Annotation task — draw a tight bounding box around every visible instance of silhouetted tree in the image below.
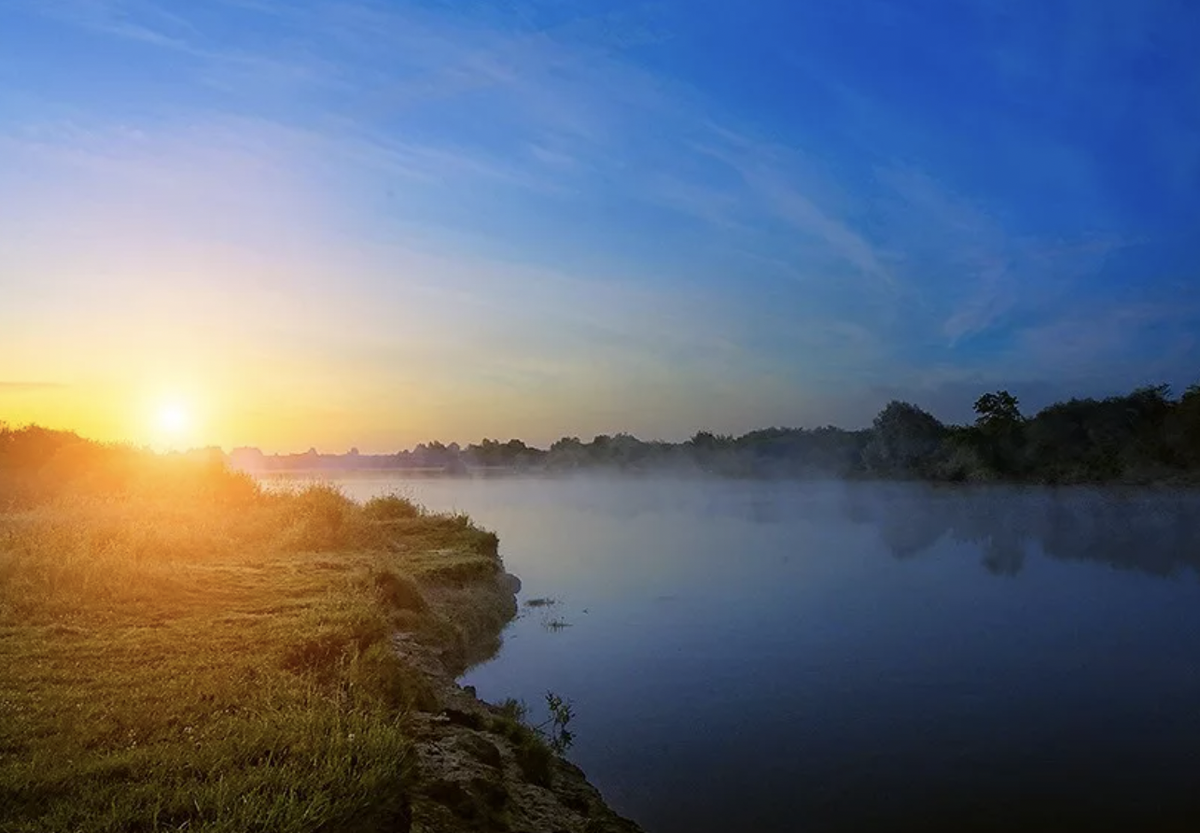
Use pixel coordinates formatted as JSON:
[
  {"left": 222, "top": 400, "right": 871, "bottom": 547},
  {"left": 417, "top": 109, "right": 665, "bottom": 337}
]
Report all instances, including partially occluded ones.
[
  {"left": 688, "top": 430, "right": 718, "bottom": 450},
  {"left": 1166, "top": 385, "right": 1200, "bottom": 467},
  {"left": 862, "top": 401, "right": 947, "bottom": 475},
  {"left": 1018, "top": 384, "right": 1178, "bottom": 482},
  {"left": 974, "top": 390, "right": 1023, "bottom": 430},
  {"left": 968, "top": 390, "right": 1027, "bottom": 476}
]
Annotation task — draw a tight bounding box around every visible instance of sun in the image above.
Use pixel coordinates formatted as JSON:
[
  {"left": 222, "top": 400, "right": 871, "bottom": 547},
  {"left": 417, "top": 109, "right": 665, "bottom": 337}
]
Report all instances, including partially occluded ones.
[
  {"left": 143, "top": 390, "right": 205, "bottom": 450},
  {"left": 155, "top": 401, "right": 190, "bottom": 436}
]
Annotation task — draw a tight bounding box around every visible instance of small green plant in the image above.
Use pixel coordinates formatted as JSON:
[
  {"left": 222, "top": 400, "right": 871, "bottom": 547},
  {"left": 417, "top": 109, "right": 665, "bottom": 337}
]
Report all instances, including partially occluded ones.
[
  {"left": 496, "top": 697, "right": 527, "bottom": 722},
  {"left": 489, "top": 691, "right": 575, "bottom": 786},
  {"left": 539, "top": 691, "right": 575, "bottom": 753}
]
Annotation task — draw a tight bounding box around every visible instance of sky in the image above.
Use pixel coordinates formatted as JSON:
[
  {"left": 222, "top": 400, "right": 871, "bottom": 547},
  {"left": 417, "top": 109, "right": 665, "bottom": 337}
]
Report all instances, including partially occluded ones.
[{"left": 2, "top": 0, "right": 1198, "bottom": 452}]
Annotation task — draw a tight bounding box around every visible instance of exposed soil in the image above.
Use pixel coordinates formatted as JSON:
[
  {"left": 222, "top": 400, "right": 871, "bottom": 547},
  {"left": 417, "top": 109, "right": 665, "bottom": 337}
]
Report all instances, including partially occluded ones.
[{"left": 398, "top": 574, "right": 643, "bottom": 833}]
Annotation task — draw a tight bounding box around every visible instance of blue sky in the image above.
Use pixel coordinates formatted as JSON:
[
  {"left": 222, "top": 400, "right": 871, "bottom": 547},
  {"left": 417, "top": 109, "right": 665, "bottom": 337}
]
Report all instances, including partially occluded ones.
[{"left": 1, "top": 0, "right": 1198, "bottom": 449}]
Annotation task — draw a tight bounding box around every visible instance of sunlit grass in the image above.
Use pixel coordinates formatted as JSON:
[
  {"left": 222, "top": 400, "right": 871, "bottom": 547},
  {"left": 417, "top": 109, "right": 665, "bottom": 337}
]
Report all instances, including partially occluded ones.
[{"left": 0, "top": 425, "right": 506, "bottom": 832}]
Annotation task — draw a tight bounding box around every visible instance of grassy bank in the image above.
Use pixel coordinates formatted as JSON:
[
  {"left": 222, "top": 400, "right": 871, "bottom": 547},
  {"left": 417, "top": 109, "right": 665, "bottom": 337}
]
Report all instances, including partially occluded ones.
[{"left": 0, "top": 427, "right": 513, "bottom": 832}]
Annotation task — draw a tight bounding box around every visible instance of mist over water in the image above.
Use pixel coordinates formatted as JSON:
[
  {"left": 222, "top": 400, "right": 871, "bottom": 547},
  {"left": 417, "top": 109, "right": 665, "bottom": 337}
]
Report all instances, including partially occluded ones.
[{"left": 323, "top": 474, "right": 1200, "bottom": 832}]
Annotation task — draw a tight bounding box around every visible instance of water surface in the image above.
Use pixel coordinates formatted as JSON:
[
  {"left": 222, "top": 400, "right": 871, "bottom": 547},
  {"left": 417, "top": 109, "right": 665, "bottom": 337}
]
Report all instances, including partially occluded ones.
[{"left": 328, "top": 475, "right": 1200, "bottom": 832}]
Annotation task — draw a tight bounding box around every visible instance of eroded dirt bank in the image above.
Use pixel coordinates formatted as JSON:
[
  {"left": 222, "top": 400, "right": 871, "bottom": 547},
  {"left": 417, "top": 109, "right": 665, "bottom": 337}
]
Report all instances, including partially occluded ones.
[{"left": 399, "top": 572, "right": 644, "bottom": 833}]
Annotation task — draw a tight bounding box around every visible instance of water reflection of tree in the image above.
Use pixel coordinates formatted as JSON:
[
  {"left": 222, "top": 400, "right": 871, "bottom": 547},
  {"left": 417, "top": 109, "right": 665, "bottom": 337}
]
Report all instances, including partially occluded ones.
[
  {"left": 981, "top": 534, "right": 1025, "bottom": 577},
  {"left": 874, "top": 492, "right": 949, "bottom": 559},
  {"left": 837, "top": 485, "right": 1200, "bottom": 578}
]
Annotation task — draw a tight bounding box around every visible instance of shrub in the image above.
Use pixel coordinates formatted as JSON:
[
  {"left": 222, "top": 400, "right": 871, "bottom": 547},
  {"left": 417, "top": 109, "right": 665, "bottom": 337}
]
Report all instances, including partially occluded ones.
[{"left": 363, "top": 493, "right": 423, "bottom": 521}]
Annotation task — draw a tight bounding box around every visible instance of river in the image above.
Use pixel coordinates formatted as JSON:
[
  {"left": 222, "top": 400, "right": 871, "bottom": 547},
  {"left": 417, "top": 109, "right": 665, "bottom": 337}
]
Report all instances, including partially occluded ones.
[{"left": 323, "top": 474, "right": 1200, "bottom": 832}]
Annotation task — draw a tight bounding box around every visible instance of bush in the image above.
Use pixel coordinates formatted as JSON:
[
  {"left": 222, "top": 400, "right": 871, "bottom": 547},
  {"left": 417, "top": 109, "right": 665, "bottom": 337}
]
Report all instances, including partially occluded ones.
[{"left": 363, "top": 494, "right": 423, "bottom": 521}]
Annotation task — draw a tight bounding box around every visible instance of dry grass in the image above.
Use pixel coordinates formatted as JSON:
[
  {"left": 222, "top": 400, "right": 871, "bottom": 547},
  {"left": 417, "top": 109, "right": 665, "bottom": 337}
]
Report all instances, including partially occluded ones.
[{"left": 0, "top": 426, "right": 507, "bottom": 833}]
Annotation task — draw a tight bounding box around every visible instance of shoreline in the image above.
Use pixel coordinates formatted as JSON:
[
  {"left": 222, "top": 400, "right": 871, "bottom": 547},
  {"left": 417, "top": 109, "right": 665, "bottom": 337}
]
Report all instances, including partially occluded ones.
[{"left": 396, "top": 568, "right": 643, "bottom": 832}]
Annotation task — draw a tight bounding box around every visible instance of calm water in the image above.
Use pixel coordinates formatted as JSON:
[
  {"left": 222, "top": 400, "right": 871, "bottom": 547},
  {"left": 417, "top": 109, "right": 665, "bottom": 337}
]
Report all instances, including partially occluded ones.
[{"left": 328, "top": 475, "right": 1200, "bottom": 832}]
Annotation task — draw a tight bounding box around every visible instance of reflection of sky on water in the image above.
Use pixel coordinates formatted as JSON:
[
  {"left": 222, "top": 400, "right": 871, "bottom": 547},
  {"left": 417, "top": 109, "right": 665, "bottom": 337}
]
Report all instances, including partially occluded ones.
[{"left": 320, "top": 474, "right": 1200, "bottom": 832}]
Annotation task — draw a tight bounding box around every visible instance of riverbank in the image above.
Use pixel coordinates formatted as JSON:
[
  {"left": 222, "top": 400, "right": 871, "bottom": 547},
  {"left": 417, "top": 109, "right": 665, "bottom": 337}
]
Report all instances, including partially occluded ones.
[{"left": 0, "top": 440, "right": 640, "bottom": 832}]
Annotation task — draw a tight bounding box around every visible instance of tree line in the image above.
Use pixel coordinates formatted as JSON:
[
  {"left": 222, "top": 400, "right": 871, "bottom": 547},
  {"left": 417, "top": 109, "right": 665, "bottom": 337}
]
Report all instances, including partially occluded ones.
[
  {"left": 220, "top": 381, "right": 1200, "bottom": 484},
  {"left": 864, "top": 383, "right": 1200, "bottom": 483}
]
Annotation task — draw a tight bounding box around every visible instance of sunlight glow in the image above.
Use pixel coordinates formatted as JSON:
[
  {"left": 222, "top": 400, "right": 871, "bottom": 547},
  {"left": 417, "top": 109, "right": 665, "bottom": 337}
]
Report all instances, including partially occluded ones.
[{"left": 155, "top": 401, "right": 191, "bottom": 440}]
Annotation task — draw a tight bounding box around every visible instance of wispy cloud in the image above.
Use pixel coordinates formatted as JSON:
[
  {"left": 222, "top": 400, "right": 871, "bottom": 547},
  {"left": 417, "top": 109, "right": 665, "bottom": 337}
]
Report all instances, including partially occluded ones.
[
  {"left": 687, "top": 128, "right": 895, "bottom": 287},
  {"left": 872, "top": 165, "right": 1128, "bottom": 346},
  {"left": 7, "top": 0, "right": 908, "bottom": 298},
  {"left": 750, "top": 172, "right": 893, "bottom": 285}
]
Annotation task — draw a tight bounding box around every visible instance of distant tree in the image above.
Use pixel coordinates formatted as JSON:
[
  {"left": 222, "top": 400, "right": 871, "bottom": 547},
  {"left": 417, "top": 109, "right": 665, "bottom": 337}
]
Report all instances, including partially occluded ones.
[
  {"left": 1024, "top": 398, "right": 1103, "bottom": 481},
  {"left": 488, "top": 438, "right": 543, "bottom": 467},
  {"left": 862, "top": 401, "right": 947, "bottom": 474},
  {"left": 464, "top": 438, "right": 525, "bottom": 467},
  {"left": 931, "top": 427, "right": 995, "bottom": 483},
  {"left": 1021, "top": 384, "right": 1176, "bottom": 482},
  {"left": 1167, "top": 384, "right": 1200, "bottom": 467},
  {"left": 546, "top": 436, "right": 586, "bottom": 469},
  {"left": 228, "top": 447, "right": 266, "bottom": 472},
  {"left": 596, "top": 433, "right": 649, "bottom": 468},
  {"left": 1121, "top": 384, "right": 1175, "bottom": 471},
  {"left": 970, "top": 390, "right": 1026, "bottom": 476},
  {"left": 974, "top": 390, "right": 1023, "bottom": 430}
]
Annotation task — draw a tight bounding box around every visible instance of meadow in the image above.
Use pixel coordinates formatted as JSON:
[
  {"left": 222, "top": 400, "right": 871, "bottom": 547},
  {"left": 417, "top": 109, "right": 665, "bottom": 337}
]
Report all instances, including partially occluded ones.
[{"left": 0, "top": 426, "right": 512, "bottom": 832}]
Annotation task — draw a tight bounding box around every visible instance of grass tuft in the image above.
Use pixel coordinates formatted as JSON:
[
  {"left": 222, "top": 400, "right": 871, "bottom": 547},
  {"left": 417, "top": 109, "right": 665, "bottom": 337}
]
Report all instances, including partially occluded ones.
[
  {"left": 362, "top": 493, "right": 424, "bottom": 521},
  {"left": 485, "top": 698, "right": 559, "bottom": 788}
]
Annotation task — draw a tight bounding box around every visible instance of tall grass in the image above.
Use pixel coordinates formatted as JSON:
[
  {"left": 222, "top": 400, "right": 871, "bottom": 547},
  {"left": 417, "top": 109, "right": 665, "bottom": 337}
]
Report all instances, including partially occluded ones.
[{"left": 0, "top": 426, "right": 507, "bottom": 833}]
